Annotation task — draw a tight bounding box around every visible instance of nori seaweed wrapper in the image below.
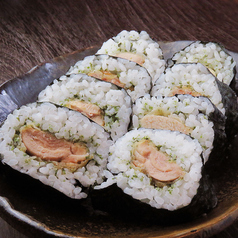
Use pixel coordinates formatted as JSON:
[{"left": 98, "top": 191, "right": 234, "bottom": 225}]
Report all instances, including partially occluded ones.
[
  {"left": 90, "top": 166, "right": 217, "bottom": 226},
  {"left": 215, "top": 78, "right": 238, "bottom": 139},
  {"left": 204, "top": 96, "right": 227, "bottom": 166}
]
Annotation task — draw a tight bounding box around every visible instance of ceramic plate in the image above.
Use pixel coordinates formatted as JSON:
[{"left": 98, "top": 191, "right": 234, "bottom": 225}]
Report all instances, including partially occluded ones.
[{"left": 0, "top": 41, "right": 238, "bottom": 238}]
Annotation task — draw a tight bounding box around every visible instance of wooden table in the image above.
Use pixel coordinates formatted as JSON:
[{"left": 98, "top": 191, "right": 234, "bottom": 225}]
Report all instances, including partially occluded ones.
[{"left": 0, "top": 0, "right": 238, "bottom": 237}]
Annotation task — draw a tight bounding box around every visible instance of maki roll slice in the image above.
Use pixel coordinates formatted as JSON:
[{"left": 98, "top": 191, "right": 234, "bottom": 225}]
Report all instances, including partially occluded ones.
[
  {"left": 132, "top": 94, "right": 226, "bottom": 163},
  {"left": 96, "top": 30, "right": 165, "bottom": 83},
  {"left": 66, "top": 54, "right": 152, "bottom": 102},
  {"left": 151, "top": 63, "right": 238, "bottom": 138},
  {"left": 0, "top": 102, "right": 112, "bottom": 199},
  {"left": 92, "top": 128, "right": 217, "bottom": 224},
  {"left": 170, "top": 41, "right": 236, "bottom": 86},
  {"left": 38, "top": 73, "right": 132, "bottom": 141}
]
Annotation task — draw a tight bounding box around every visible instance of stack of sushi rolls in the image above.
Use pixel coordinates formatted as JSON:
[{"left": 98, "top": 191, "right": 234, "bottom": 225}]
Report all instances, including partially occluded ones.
[
  {"left": 0, "top": 30, "right": 237, "bottom": 224},
  {"left": 0, "top": 102, "right": 113, "bottom": 199},
  {"left": 132, "top": 94, "right": 226, "bottom": 163},
  {"left": 151, "top": 63, "right": 238, "bottom": 138},
  {"left": 66, "top": 54, "right": 152, "bottom": 102},
  {"left": 38, "top": 73, "right": 132, "bottom": 141},
  {"left": 91, "top": 35, "right": 235, "bottom": 221},
  {"left": 96, "top": 30, "right": 166, "bottom": 83}
]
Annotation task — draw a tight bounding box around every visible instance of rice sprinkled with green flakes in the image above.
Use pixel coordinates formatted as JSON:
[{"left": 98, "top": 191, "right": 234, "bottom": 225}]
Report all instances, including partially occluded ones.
[
  {"left": 66, "top": 54, "right": 152, "bottom": 102},
  {"left": 171, "top": 41, "right": 236, "bottom": 85},
  {"left": 38, "top": 73, "right": 132, "bottom": 141},
  {"left": 132, "top": 94, "right": 215, "bottom": 163},
  {"left": 95, "top": 128, "right": 203, "bottom": 211},
  {"left": 0, "top": 102, "right": 113, "bottom": 199},
  {"left": 97, "top": 30, "right": 165, "bottom": 84},
  {"left": 151, "top": 63, "right": 225, "bottom": 115}
]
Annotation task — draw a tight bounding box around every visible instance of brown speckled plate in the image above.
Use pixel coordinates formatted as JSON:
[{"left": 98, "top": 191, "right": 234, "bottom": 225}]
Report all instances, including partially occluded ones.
[{"left": 0, "top": 41, "right": 238, "bottom": 238}]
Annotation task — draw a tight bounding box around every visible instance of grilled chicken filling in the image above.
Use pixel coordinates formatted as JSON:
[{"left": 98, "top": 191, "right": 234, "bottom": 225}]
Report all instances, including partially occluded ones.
[
  {"left": 132, "top": 140, "right": 185, "bottom": 184},
  {"left": 20, "top": 126, "right": 91, "bottom": 169},
  {"left": 115, "top": 52, "right": 145, "bottom": 66},
  {"left": 169, "top": 85, "right": 201, "bottom": 97},
  {"left": 208, "top": 67, "right": 217, "bottom": 76},
  {"left": 140, "top": 114, "right": 191, "bottom": 135},
  {"left": 88, "top": 70, "right": 125, "bottom": 88},
  {"left": 66, "top": 100, "right": 104, "bottom": 126}
]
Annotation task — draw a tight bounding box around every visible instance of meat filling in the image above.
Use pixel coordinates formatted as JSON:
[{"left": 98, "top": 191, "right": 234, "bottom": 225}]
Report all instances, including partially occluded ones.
[
  {"left": 169, "top": 85, "right": 201, "bottom": 97},
  {"left": 20, "top": 126, "right": 91, "bottom": 170},
  {"left": 140, "top": 114, "right": 191, "bottom": 135},
  {"left": 132, "top": 140, "right": 185, "bottom": 184},
  {"left": 66, "top": 100, "right": 104, "bottom": 126},
  {"left": 88, "top": 70, "right": 125, "bottom": 88},
  {"left": 208, "top": 67, "right": 217, "bottom": 76},
  {"left": 115, "top": 52, "right": 145, "bottom": 66}
]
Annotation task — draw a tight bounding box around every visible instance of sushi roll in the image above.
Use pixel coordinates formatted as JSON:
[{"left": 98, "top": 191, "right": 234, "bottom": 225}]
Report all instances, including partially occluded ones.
[
  {"left": 132, "top": 94, "right": 226, "bottom": 163},
  {"left": 66, "top": 54, "right": 152, "bottom": 102},
  {"left": 92, "top": 128, "right": 217, "bottom": 224},
  {"left": 170, "top": 41, "right": 236, "bottom": 86},
  {"left": 38, "top": 73, "right": 132, "bottom": 141},
  {"left": 151, "top": 63, "right": 238, "bottom": 137},
  {"left": 96, "top": 30, "right": 165, "bottom": 83},
  {"left": 0, "top": 102, "right": 112, "bottom": 199}
]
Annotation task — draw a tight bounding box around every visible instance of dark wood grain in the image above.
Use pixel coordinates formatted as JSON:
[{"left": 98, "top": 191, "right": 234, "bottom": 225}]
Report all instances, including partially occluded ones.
[
  {"left": 0, "top": 0, "right": 238, "bottom": 85},
  {"left": 0, "top": 0, "right": 238, "bottom": 237}
]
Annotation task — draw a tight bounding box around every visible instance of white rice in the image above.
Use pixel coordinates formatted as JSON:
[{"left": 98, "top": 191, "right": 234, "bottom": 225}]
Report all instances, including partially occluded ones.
[
  {"left": 38, "top": 74, "right": 132, "bottom": 141},
  {"left": 96, "top": 128, "right": 203, "bottom": 211},
  {"left": 151, "top": 63, "right": 225, "bottom": 115},
  {"left": 172, "top": 41, "right": 236, "bottom": 85},
  {"left": 0, "top": 102, "right": 113, "bottom": 199},
  {"left": 67, "top": 54, "right": 151, "bottom": 102},
  {"left": 132, "top": 94, "right": 215, "bottom": 163},
  {"left": 96, "top": 30, "right": 165, "bottom": 84}
]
